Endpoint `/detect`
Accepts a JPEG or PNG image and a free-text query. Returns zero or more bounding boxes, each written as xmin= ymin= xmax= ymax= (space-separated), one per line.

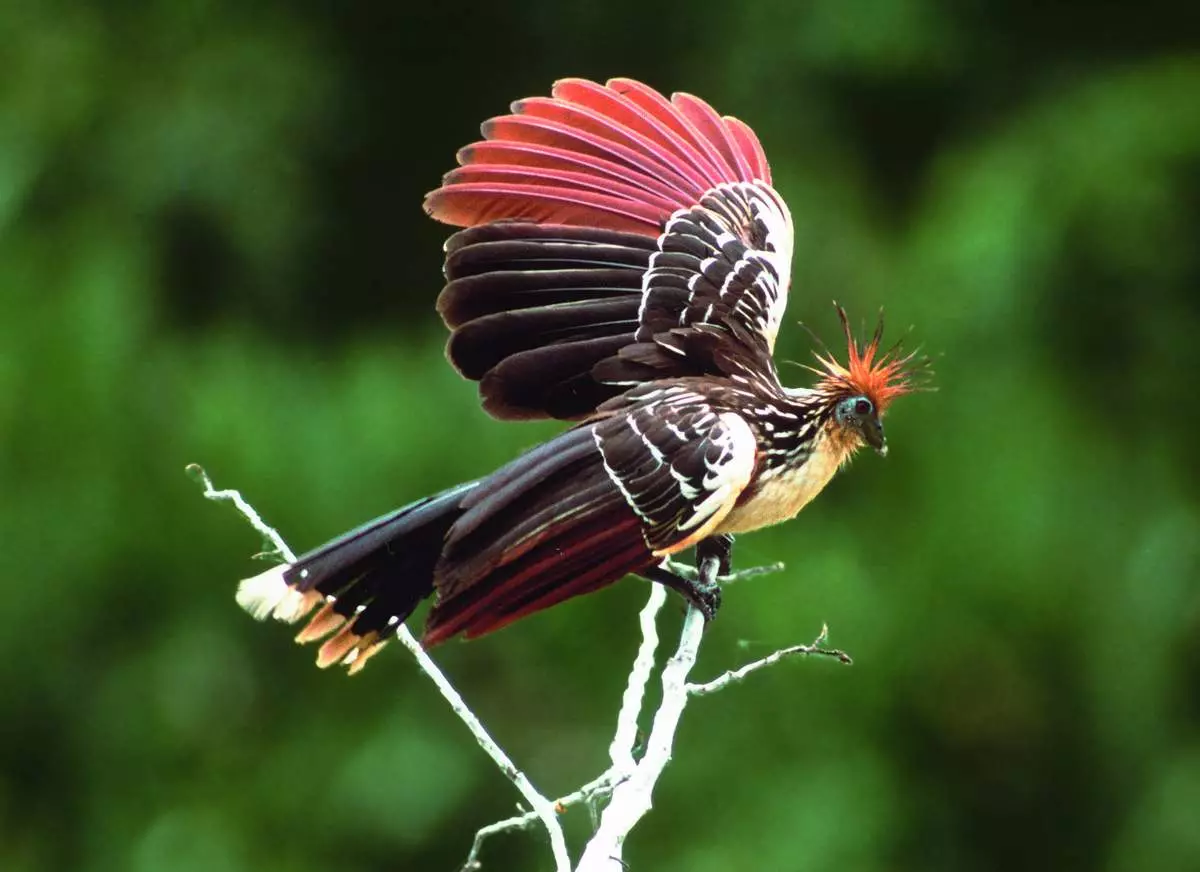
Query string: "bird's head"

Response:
xmin=809 ymin=305 xmax=929 ymax=457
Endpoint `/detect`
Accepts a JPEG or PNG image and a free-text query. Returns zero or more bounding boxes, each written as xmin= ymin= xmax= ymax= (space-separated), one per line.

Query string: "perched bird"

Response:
xmin=237 ymin=77 xmax=925 ymax=674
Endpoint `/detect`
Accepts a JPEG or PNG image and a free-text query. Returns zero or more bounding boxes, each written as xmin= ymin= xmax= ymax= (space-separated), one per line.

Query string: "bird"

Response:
xmin=235 ymin=77 xmax=926 ymax=675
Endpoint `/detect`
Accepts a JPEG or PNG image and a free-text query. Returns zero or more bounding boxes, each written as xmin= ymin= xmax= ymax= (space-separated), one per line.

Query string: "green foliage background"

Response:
xmin=3 ymin=2 xmax=1198 ymax=870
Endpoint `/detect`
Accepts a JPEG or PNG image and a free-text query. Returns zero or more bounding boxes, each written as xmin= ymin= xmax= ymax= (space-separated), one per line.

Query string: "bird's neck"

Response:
xmin=718 ymin=417 xmax=859 ymax=534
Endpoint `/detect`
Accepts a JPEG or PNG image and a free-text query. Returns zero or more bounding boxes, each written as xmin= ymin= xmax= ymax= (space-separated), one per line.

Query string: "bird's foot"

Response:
xmin=642 ymin=553 xmax=723 ymax=621
xmin=685 ymin=560 xmax=723 ymax=621
xmin=704 ymin=533 xmax=735 ymax=578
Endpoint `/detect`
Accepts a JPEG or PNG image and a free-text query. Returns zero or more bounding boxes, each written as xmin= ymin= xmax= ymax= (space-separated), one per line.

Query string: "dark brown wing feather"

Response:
xmin=426 ymin=79 xmax=793 ymax=421
xmin=424 ymin=424 xmax=653 ymax=642
xmin=437 ymin=184 xmax=792 ymax=420
xmin=591 ymin=386 xmax=758 ymax=553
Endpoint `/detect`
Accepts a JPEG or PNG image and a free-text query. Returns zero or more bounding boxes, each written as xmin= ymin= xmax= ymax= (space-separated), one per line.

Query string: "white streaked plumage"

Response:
xmin=676 ymin=412 xmax=756 ymax=532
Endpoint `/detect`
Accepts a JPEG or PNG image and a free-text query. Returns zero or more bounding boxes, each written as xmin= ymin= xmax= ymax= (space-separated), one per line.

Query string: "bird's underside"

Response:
xmin=236 ymin=77 xmax=922 ymax=673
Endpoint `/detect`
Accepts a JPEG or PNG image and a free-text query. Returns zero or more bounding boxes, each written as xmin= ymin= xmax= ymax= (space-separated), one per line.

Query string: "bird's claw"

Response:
xmin=640 ymin=552 xmax=724 ymax=621
xmin=686 ymin=552 xmax=724 ymax=621
xmin=685 ymin=575 xmax=723 ymax=621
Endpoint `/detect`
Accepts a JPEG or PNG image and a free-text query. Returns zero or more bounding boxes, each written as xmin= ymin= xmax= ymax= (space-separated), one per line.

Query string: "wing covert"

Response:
xmin=629 ymin=180 xmax=792 ymax=359
xmin=592 ymin=388 xmax=758 ymax=554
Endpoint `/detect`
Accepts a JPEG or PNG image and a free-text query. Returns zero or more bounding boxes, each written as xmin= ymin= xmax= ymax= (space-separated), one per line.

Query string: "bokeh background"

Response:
xmin=3 ymin=2 xmax=1199 ymax=870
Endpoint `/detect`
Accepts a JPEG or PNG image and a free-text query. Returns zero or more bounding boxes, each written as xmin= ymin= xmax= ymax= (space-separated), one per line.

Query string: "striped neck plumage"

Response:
xmin=791 ymin=305 xmax=929 ymax=458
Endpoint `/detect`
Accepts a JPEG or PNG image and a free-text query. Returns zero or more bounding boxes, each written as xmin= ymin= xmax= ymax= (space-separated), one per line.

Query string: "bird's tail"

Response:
xmin=236 ymin=481 xmax=478 ymax=675
xmin=237 ymin=426 xmax=653 ymax=673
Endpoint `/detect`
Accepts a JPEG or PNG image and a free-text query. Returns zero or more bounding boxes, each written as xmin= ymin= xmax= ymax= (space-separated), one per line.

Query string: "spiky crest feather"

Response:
xmin=810 ymin=305 xmax=927 ymax=413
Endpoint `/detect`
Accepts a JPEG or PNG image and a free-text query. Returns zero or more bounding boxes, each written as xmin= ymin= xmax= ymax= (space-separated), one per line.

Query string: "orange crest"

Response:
xmin=811 ymin=305 xmax=928 ymax=413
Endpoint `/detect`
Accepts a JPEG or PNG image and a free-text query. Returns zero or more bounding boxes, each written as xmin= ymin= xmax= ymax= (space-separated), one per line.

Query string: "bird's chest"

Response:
xmin=716 ymin=435 xmax=848 ymax=534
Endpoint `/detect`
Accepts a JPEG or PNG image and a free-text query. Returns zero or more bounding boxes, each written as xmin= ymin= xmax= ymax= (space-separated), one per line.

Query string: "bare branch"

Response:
xmin=188 ymin=464 xmax=296 ymax=563
xmin=664 ymin=558 xmax=785 ymax=584
xmin=686 ymin=623 xmax=852 ymax=697
xmin=190 ymin=465 xmax=571 ymax=872
xmin=461 ymin=770 xmax=622 ymax=871
xmin=608 ymin=584 xmax=668 ymax=772
xmin=462 ymin=561 xmax=787 ymax=867
xmin=574 ymin=559 xmax=715 ymax=872
xmin=193 ymin=464 xmax=848 ymax=872
xmin=464 ymin=585 xmax=670 ymax=868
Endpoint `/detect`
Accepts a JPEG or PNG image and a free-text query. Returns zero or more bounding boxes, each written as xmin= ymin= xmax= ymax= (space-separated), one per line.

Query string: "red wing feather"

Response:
xmin=457 ymin=141 xmax=686 ymax=202
xmin=426 ymin=181 xmax=666 ymax=234
xmin=513 ymin=97 xmax=713 ymax=193
xmin=425 ymin=78 xmax=774 ymax=236
xmin=482 ymin=115 xmax=700 ymax=199
xmin=605 ymin=78 xmax=729 ymax=188
xmin=442 ymin=165 xmax=679 ymax=215
xmin=550 ymin=78 xmax=729 ymax=192
xmin=669 ymin=92 xmax=744 ymax=181
xmin=724 ymin=115 xmax=771 ymax=184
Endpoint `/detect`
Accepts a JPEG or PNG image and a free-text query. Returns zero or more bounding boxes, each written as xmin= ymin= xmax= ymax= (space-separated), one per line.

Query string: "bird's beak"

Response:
xmin=862 ymin=417 xmax=887 ymax=456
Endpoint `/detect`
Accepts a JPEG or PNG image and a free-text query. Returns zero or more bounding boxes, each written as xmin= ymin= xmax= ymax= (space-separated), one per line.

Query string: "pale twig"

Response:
xmin=665 ymin=558 xmax=786 ymax=584
xmin=464 ymin=562 xmax=787 ymax=869
xmin=189 ymin=465 xmax=571 ymax=872
xmin=608 ymin=584 xmax=668 ymax=772
xmin=460 ymin=586 xmax=667 ymax=869
xmin=187 ymin=464 xmax=296 ymax=563
xmin=686 ymin=623 xmax=852 ymax=697
xmin=460 ymin=770 xmax=622 ymax=871
xmin=574 ymin=558 xmax=716 ymax=872
xmin=392 ymin=628 xmax=570 ymax=870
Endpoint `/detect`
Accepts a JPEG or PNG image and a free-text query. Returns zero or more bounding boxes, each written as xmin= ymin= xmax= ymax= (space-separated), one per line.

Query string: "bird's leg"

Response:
xmin=641 ymin=550 xmax=724 ymax=622
xmin=705 ymin=533 xmax=735 ymax=577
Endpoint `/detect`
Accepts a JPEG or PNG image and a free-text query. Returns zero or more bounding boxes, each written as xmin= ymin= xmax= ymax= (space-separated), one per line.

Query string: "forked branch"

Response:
xmin=190 ymin=465 xmax=850 ymax=872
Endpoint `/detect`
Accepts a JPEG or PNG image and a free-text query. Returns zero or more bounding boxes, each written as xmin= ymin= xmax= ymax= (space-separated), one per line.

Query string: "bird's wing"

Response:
xmin=591 ymin=387 xmax=759 ymax=555
xmin=421 ymin=391 xmax=757 ymax=644
xmin=425 ymin=78 xmax=794 ymax=420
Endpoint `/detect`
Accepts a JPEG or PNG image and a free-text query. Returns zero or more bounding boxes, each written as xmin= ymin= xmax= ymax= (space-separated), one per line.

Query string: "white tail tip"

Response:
xmin=237 ymin=563 xmax=314 ymax=623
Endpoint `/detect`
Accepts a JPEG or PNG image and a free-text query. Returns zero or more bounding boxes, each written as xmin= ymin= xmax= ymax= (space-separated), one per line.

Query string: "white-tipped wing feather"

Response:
xmin=593 ymin=385 xmax=758 ymax=554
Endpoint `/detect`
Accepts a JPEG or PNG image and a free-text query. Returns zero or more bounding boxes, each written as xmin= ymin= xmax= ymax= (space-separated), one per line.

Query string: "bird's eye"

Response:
xmin=854 ymin=397 xmax=873 ymax=416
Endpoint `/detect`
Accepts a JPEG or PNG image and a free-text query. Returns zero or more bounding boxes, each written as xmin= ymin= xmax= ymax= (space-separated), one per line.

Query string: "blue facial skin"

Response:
xmin=836 ymin=395 xmax=887 ymax=455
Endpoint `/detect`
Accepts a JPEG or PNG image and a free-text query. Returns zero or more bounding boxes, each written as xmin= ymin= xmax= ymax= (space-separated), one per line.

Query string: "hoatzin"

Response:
xmin=237 ymin=77 xmax=924 ymax=674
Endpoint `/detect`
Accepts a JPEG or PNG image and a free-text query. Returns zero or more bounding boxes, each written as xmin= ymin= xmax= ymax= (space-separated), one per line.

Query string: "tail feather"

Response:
xmin=237 ymin=427 xmax=654 ymax=670
xmin=425 ymin=511 xmax=650 ymax=646
xmin=236 ymin=482 xmax=477 ymax=673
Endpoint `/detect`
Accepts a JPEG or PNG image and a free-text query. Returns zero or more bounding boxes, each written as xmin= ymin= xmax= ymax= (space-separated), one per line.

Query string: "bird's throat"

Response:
xmin=716 ymin=429 xmax=856 ymax=534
